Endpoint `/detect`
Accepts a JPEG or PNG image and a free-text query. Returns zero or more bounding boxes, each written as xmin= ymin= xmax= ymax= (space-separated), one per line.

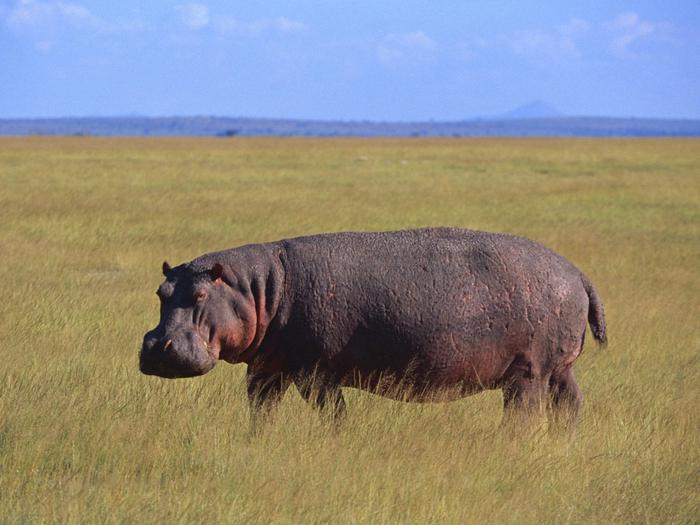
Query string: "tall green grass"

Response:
xmin=0 ymin=137 xmax=698 ymax=523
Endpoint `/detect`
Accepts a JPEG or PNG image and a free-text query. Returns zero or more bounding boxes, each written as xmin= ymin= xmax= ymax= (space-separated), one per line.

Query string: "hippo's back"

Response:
xmin=281 ymin=227 xmax=580 ymax=305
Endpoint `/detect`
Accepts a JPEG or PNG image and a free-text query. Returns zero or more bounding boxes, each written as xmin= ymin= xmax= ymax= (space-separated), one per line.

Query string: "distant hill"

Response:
xmin=495 ymin=101 xmax=563 ymax=120
xmin=1 ymin=115 xmax=699 ymax=137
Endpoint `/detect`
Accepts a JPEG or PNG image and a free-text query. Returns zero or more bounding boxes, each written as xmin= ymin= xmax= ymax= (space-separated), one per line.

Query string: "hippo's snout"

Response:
xmin=139 ymin=331 xmax=217 ymax=378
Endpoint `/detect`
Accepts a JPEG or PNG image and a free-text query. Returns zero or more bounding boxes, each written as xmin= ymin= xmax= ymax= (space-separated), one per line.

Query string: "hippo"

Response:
xmin=140 ymin=228 xmax=606 ymax=424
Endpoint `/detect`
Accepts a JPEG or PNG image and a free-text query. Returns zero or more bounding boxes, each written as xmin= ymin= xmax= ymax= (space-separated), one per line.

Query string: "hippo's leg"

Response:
xmin=548 ymin=366 xmax=582 ymax=429
xmin=502 ymin=377 xmax=545 ymax=414
xmin=501 ymin=354 xmax=546 ymax=425
xmin=246 ymin=368 xmax=290 ymax=432
xmin=294 ymin=372 xmax=346 ymax=421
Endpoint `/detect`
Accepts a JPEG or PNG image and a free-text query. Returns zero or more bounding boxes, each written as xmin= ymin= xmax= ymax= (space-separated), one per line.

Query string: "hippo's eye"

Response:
xmin=194 ymin=291 xmax=207 ymax=303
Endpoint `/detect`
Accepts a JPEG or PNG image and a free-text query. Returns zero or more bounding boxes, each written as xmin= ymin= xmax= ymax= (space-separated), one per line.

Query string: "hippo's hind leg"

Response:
xmin=501 ymin=353 xmax=546 ymax=427
xmin=548 ymin=366 xmax=582 ymax=430
xmin=547 ymin=324 xmax=585 ymax=432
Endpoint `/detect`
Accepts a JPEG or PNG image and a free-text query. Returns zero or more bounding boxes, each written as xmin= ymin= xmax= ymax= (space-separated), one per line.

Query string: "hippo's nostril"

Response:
xmin=163 ymin=339 xmax=172 ymax=351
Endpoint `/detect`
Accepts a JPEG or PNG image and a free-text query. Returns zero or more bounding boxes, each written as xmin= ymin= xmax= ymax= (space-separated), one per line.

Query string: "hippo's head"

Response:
xmin=139 ymin=261 xmax=257 ymax=378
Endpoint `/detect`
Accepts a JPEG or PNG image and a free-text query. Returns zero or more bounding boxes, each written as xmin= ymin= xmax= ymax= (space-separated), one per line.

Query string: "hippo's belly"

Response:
xmin=331 ymin=315 xmax=532 ymax=400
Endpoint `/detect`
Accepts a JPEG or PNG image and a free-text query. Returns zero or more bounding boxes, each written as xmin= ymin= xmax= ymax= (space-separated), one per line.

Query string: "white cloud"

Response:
xmin=510 ymin=17 xmax=588 ymax=60
xmin=215 ymin=15 xmax=306 ymax=36
xmin=3 ymin=0 xmax=108 ymax=50
xmin=559 ymin=17 xmax=589 ymax=36
xmin=607 ymin=11 xmax=655 ymax=58
xmin=377 ymin=31 xmax=436 ymax=65
xmin=5 ymin=0 xmax=98 ymax=32
xmin=34 ymin=38 xmax=54 ymax=51
xmin=175 ymin=3 xmax=209 ymax=30
xmin=274 ymin=17 xmax=306 ymax=34
xmin=3 ymin=2 xmax=306 ymax=48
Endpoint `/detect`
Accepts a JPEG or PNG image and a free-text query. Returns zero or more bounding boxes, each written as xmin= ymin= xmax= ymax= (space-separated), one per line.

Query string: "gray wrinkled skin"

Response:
xmin=140 ymin=228 xmax=606 ymax=422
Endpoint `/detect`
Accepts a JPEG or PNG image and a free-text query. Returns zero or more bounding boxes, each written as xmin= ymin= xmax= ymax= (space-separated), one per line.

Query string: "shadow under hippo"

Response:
xmin=140 ymin=228 xmax=606 ymax=427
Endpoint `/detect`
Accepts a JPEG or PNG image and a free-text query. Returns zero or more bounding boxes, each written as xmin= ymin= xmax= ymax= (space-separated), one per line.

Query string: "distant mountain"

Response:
xmin=1 ymin=115 xmax=699 ymax=137
xmin=496 ymin=101 xmax=563 ymax=120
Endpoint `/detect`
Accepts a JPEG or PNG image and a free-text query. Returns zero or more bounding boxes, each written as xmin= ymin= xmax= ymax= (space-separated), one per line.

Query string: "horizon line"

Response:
xmin=2 ymin=114 xmax=700 ymax=123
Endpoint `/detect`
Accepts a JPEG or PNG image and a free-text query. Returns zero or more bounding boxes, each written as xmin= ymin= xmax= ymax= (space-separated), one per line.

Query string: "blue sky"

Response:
xmin=1 ymin=0 xmax=698 ymax=120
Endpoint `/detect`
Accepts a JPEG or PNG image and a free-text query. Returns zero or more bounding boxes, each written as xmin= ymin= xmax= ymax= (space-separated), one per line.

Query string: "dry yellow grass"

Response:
xmin=0 ymin=137 xmax=698 ymax=523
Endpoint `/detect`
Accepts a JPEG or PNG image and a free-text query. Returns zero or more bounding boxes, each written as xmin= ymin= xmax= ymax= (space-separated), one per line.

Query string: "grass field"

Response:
xmin=0 ymin=137 xmax=698 ymax=523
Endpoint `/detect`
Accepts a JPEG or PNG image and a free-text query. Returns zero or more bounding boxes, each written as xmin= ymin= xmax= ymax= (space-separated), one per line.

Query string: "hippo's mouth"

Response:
xmin=139 ymin=356 xmax=210 ymax=378
xmin=201 ymin=338 xmax=218 ymax=361
xmin=139 ymin=343 xmax=217 ymax=379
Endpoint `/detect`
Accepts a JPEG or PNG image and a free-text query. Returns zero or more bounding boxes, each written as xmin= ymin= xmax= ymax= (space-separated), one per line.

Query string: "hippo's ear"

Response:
xmin=210 ymin=263 xmax=236 ymax=287
xmin=210 ymin=262 xmax=224 ymax=281
xmin=162 ymin=261 xmax=172 ymax=276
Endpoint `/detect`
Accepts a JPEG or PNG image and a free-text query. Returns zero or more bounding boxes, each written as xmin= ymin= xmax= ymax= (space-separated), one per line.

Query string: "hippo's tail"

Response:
xmin=581 ymin=274 xmax=607 ymax=347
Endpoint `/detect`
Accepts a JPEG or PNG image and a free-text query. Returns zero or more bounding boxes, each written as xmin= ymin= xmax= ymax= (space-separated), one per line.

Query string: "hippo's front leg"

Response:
xmin=246 ymin=367 xmax=290 ymax=432
xmin=294 ymin=371 xmax=346 ymax=421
